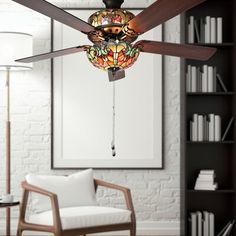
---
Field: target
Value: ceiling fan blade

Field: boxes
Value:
[16,46,87,63]
[135,40,217,61]
[12,0,95,34]
[108,70,125,82]
[128,0,205,34]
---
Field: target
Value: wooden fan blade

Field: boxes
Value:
[12,0,94,33]
[108,70,125,82]
[135,40,217,61]
[128,0,205,34]
[15,46,87,63]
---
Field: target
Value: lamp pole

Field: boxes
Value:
[6,67,11,236]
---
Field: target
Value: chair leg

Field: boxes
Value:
[16,228,23,236]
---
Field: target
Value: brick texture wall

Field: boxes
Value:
[0,0,181,235]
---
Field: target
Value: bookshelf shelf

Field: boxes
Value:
[188,189,235,193]
[188,43,235,47]
[187,141,234,144]
[181,0,236,234]
[187,92,235,96]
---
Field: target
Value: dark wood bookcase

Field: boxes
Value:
[181,0,236,235]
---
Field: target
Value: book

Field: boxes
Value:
[209,213,214,236]
[222,220,235,236]
[202,65,208,92]
[217,17,223,44]
[216,73,228,92]
[207,66,214,92]
[192,114,198,141]
[205,16,211,43]
[203,211,209,236]
[208,114,215,141]
[222,117,234,141]
[210,17,216,43]
[214,115,221,141]
[200,170,215,174]
[197,211,203,236]
[188,16,195,43]
[191,212,197,236]
[186,65,192,92]
[217,222,231,236]
[198,115,204,141]
[191,66,197,92]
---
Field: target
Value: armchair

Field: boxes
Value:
[17,172,136,236]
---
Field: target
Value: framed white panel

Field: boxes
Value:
[52,9,163,169]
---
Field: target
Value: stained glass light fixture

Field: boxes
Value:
[86,8,140,77]
[87,40,140,71]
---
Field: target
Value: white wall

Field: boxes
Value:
[0,0,181,235]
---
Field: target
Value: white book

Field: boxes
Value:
[202,65,208,92]
[196,179,214,184]
[222,221,235,236]
[208,114,215,141]
[210,17,216,43]
[205,16,211,43]
[188,16,195,43]
[214,115,221,141]
[198,115,204,141]
[207,66,214,92]
[187,65,192,92]
[200,170,215,174]
[209,213,214,236]
[191,212,197,236]
[192,114,198,142]
[203,212,209,236]
[197,211,203,236]
[217,222,231,236]
[191,66,197,92]
[198,174,215,181]
[217,17,223,44]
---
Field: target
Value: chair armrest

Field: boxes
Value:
[94,179,136,224]
[19,181,62,232]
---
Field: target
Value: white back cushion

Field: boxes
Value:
[25,169,97,213]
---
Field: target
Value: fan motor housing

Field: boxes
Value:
[87,9,138,44]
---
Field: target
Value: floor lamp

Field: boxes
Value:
[0,32,33,236]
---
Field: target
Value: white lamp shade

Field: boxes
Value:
[0,32,33,71]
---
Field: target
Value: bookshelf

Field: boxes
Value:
[181,0,236,235]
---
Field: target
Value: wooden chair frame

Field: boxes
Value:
[17,179,136,236]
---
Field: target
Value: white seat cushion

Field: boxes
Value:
[25,169,97,213]
[29,206,131,230]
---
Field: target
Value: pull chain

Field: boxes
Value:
[111,81,116,157]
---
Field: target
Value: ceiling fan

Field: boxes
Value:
[13,0,217,82]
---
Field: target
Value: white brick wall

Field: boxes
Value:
[0,0,181,235]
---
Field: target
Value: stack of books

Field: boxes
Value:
[190,113,221,142]
[194,170,218,191]
[189,211,215,236]
[186,65,227,93]
[188,16,223,44]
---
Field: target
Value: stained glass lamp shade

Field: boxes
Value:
[87,40,140,71]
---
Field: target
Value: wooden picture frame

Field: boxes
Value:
[51,8,164,169]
